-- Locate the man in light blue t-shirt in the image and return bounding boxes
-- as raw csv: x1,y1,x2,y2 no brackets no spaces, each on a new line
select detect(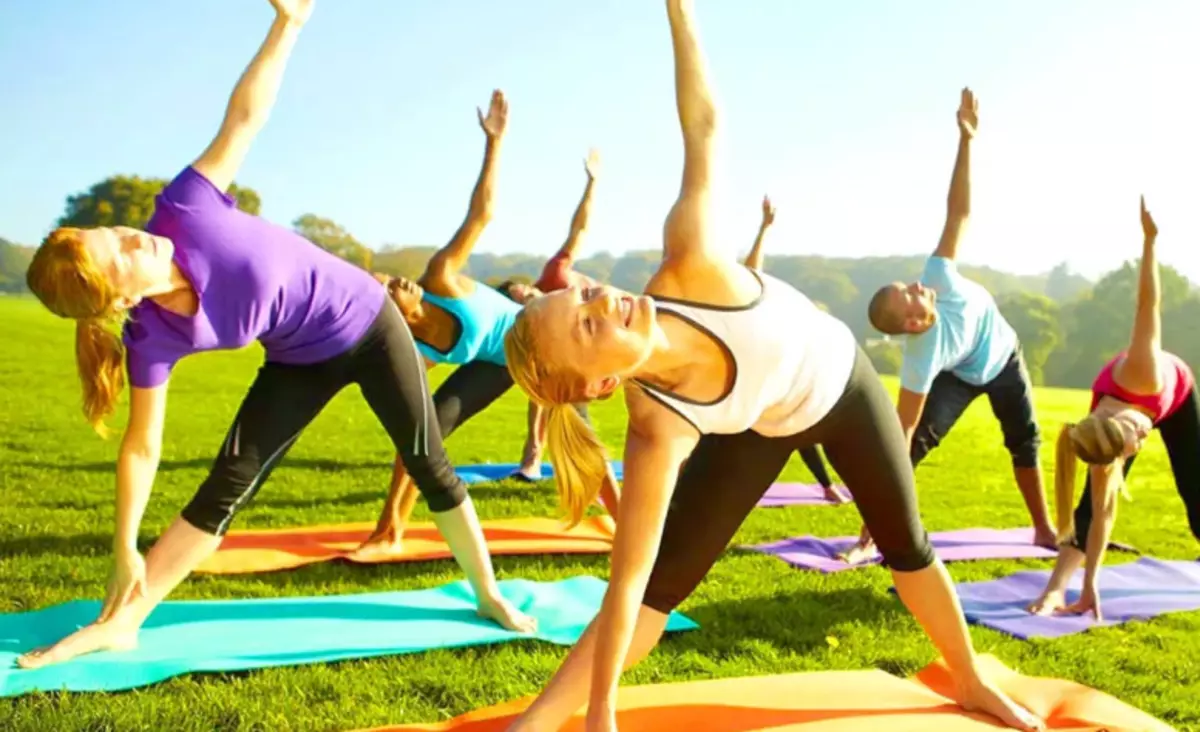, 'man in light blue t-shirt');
845,88,1056,563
